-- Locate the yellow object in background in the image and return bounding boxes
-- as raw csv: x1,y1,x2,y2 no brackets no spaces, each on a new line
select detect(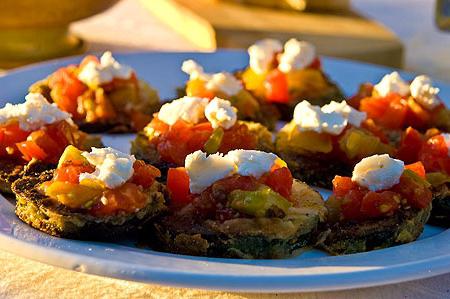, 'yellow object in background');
0,0,119,68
